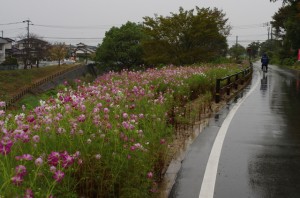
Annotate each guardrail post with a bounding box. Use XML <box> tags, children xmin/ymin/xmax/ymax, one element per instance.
<box><xmin>226</xmin><ymin>77</ymin><xmax>231</xmax><ymax>95</ymax></box>
<box><xmin>215</xmin><ymin>79</ymin><xmax>221</xmax><ymax>103</ymax></box>
<box><xmin>234</xmin><ymin>74</ymin><xmax>239</xmax><ymax>89</ymax></box>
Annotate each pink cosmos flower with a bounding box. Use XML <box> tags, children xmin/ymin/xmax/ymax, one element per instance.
<box><xmin>122</xmin><ymin>113</ymin><xmax>128</xmax><ymax>119</ymax></box>
<box><xmin>160</xmin><ymin>139</ymin><xmax>166</xmax><ymax>144</ymax></box>
<box><xmin>80</xmin><ymin>104</ymin><xmax>86</xmax><ymax>111</ymax></box>
<box><xmin>26</xmin><ymin>115</ymin><xmax>35</xmax><ymax>123</ymax></box>
<box><xmin>21</xmin><ymin>134</ymin><xmax>30</xmax><ymax>143</ymax></box>
<box><xmin>73</xmin><ymin>151</ymin><xmax>80</xmax><ymax>159</ymax></box>
<box><xmin>11</xmin><ymin>175</ymin><xmax>23</xmax><ymax>186</ymax></box>
<box><xmin>48</xmin><ymin>151</ymin><xmax>60</xmax><ymax>166</ymax></box>
<box><xmin>61</xmin><ymin>153</ymin><xmax>74</xmax><ymax>168</ymax></box>
<box><xmin>22</xmin><ymin>154</ymin><xmax>33</xmax><ymax>161</ymax></box>
<box><xmin>0</xmin><ymin>101</ymin><xmax>5</xmax><ymax>107</ymax></box>
<box><xmin>77</xmin><ymin>159</ymin><xmax>83</xmax><ymax>165</ymax></box>
<box><xmin>24</xmin><ymin>188</ymin><xmax>34</xmax><ymax>198</ymax></box>
<box><xmin>35</xmin><ymin>157</ymin><xmax>43</xmax><ymax>166</ymax></box>
<box><xmin>77</xmin><ymin>114</ymin><xmax>86</xmax><ymax>122</ymax></box>
<box><xmin>32</xmin><ymin>135</ymin><xmax>40</xmax><ymax>143</ymax></box>
<box><xmin>147</xmin><ymin>172</ymin><xmax>153</xmax><ymax>179</ymax></box>
<box><xmin>15</xmin><ymin>165</ymin><xmax>27</xmax><ymax>177</ymax></box>
<box><xmin>103</xmin><ymin>108</ymin><xmax>109</xmax><ymax>114</ymax></box>
<box><xmin>93</xmin><ymin>107</ymin><xmax>99</xmax><ymax>113</ymax></box>
<box><xmin>50</xmin><ymin>166</ymin><xmax>56</xmax><ymax>173</ymax></box>
<box><xmin>0</xmin><ymin>110</ymin><xmax>5</xmax><ymax>117</ymax></box>
<box><xmin>53</xmin><ymin>170</ymin><xmax>65</xmax><ymax>182</ymax></box>
<box><xmin>0</xmin><ymin>137</ymin><xmax>13</xmax><ymax>155</ymax></box>
<box><xmin>130</xmin><ymin>146</ymin><xmax>136</xmax><ymax>151</ymax></box>
<box><xmin>122</xmin><ymin>121</ymin><xmax>130</xmax><ymax>130</ymax></box>
<box><xmin>139</xmin><ymin>113</ymin><xmax>144</xmax><ymax>119</ymax></box>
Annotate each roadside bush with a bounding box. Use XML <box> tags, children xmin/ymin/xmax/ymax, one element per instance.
<box><xmin>0</xmin><ymin>56</ymin><xmax>18</xmax><ymax>66</ymax></box>
<box><xmin>282</xmin><ymin>57</ymin><xmax>296</xmax><ymax>66</ymax></box>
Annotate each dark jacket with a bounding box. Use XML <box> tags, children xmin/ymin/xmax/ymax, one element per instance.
<box><xmin>261</xmin><ymin>54</ymin><xmax>269</xmax><ymax>66</ymax></box>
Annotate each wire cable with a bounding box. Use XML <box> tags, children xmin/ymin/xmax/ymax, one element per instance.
<box><xmin>0</xmin><ymin>21</ymin><xmax>24</xmax><ymax>26</ymax></box>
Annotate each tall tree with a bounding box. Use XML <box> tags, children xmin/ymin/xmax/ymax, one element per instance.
<box><xmin>49</xmin><ymin>43</ymin><xmax>67</xmax><ymax>66</ymax></box>
<box><xmin>142</xmin><ymin>7</ymin><xmax>230</xmax><ymax>65</ymax></box>
<box><xmin>228</xmin><ymin>44</ymin><xmax>246</xmax><ymax>63</ymax></box>
<box><xmin>247</xmin><ymin>41</ymin><xmax>261</xmax><ymax>59</ymax></box>
<box><xmin>271</xmin><ymin>0</ymin><xmax>300</xmax><ymax>59</ymax></box>
<box><xmin>95</xmin><ymin>22</ymin><xmax>146</xmax><ymax>69</ymax></box>
<box><xmin>16</xmin><ymin>34</ymin><xmax>49</xmax><ymax>69</ymax></box>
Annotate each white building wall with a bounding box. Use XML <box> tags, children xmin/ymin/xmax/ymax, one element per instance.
<box><xmin>0</xmin><ymin>43</ymin><xmax>5</xmax><ymax>63</ymax></box>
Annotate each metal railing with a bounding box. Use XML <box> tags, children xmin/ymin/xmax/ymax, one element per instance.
<box><xmin>215</xmin><ymin>66</ymin><xmax>252</xmax><ymax>103</ymax></box>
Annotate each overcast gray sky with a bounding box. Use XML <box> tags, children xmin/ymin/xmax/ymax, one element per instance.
<box><xmin>0</xmin><ymin>0</ymin><xmax>283</xmax><ymax>47</ymax></box>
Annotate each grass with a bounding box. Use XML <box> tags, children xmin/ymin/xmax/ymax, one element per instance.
<box><xmin>0</xmin><ymin>64</ymin><xmax>79</xmax><ymax>101</ymax></box>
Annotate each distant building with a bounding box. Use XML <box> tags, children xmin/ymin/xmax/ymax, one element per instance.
<box><xmin>71</xmin><ymin>42</ymin><xmax>96</xmax><ymax>62</ymax></box>
<box><xmin>0</xmin><ymin>37</ymin><xmax>14</xmax><ymax>63</ymax></box>
<box><xmin>14</xmin><ymin>37</ymin><xmax>49</xmax><ymax>68</ymax></box>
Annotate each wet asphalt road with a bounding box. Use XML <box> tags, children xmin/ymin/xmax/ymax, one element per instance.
<box><xmin>169</xmin><ymin>63</ymin><xmax>300</xmax><ymax>198</ymax></box>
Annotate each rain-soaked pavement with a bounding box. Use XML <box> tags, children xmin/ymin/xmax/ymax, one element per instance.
<box><xmin>169</xmin><ymin>62</ymin><xmax>300</xmax><ymax>198</ymax></box>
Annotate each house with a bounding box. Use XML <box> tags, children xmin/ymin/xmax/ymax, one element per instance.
<box><xmin>71</xmin><ymin>42</ymin><xmax>96</xmax><ymax>61</ymax></box>
<box><xmin>14</xmin><ymin>37</ymin><xmax>49</xmax><ymax>68</ymax></box>
<box><xmin>0</xmin><ymin>37</ymin><xmax>14</xmax><ymax>63</ymax></box>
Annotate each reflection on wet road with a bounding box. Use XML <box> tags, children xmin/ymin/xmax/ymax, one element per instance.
<box><xmin>170</xmin><ymin>63</ymin><xmax>300</xmax><ymax>198</ymax></box>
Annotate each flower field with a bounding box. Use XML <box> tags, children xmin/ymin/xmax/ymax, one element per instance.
<box><xmin>0</xmin><ymin>64</ymin><xmax>242</xmax><ymax>197</ymax></box>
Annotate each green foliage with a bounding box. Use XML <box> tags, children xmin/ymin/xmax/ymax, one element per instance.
<box><xmin>142</xmin><ymin>7</ymin><xmax>230</xmax><ymax>65</ymax></box>
<box><xmin>270</xmin><ymin>1</ymin><xmax>300</xmax><ymax>64</ymax></box>
<box><xmin>210</xmin><ymin>57</ymin><xmax>233</xmax><ymax>64</ymax></box>
<box><xmin>282</xmin><ymin>57</ymin><xmax>297</xmax><ymax>66</ymax></box>
<box><xmin>228</xmin><ymin>44</ymin><xmax>246</xmax><ymax>63</ymax></box>
<box><xmin>95</xmin><ymin>22</ymin><xmax>146</xmax><ymax>70</ymax></box>
<box><xmin>247</xmin><ymin>42</ymin><xmax>260</xmax><ymax>59</ymax></box>
<box><xmin>0</xmin><ymin>56</ymin><xmax>18</xmax><ymax>66</ymax></box>
<box><xmin>49</xmin><ymin>43</ymin><xmax>67</xmax><ymax>66</ymax></box>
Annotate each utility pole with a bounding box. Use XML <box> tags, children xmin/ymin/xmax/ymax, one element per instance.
<box><xmin>23</xmin><ymin>19</ymin><xmax>31</xmax><ymax>39</ymax></box>
<box><xmin>271</xmin><ymin>25</ymin><xmax>273</xmax><ymax>40</ymax></box>
<box><xmin>1</xmin><ymin>30</ymin><xmax>3</xmax><ymax>38</ymax></box>
<box><xmin>263</xmin><ymin>22</ymin><xmax>271</xmax><ymax>40</ymax></box>
<box><xmin>236</xmin><ymin>36</ymin><xmax>238</xmax><ymax>46</ymax></box>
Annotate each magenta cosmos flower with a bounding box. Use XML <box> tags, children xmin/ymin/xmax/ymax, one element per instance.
<box><xmin>48</xmin><ymin>151</ymin><xmax>60</xmax><ymax>166</ymax></box>
<box><xmin>0</xmin><ymin>137</ymin><xmax>13</xmax><ymax>155</ymax></box>
<box><xmin>11</xmin><ymin>175</ymin><xmax>23</xmax><ymax>186</ymax></box>
<box><xmin>15</xmin><ymin>165</ymin><xmax>27</xmax><ymax>177</ymax></box>
<box><xmin>53</xmin><ymin>170</ymin><xmax>65</xmax><ymax>182</ymax></box>
<box><xmin>24</xmin><ymin>188</ymin><xmax>34</xmax><ymax>198</ymax></box>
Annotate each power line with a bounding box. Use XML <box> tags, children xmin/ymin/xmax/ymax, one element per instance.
<box><xmin>44</xmin><ymin>37</ymin><xmax>103</xmax><ymax>40</ymax></box>
<box><xmin>228</xmin><ymin>33</ymin><xmax>267</xmax><ymax>38</ymax></box>
<box><xmin>231</xmin><ymin>22</ymin><xmax>270</xmax><ymax>30</ymax></box>
<box><xmin>33</xmin><ymin>24</ymin><xmax>120</xmax><ymax>29</ymax></box>
<box><xmin>0</xmin><ymin>21</ymin><xmax>23</xmax><ymax>26</ymax></box>
<box><xmin>228</xmin><ymin>39</ymin><xmax>266</xmax><ymax>43</ymax></box>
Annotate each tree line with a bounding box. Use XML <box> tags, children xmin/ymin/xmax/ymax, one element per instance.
<box><xmin>266</xmin><ymin>0</ymin><xmax>300</xmax><ymax>65</ymax></box>
<box><xmin>95</xmin><ymin>7</ymin><xmax>231</xmax><ymax>69</ymax></box>
<box><xmin>96</xmin><ymin>3</ymin><xmax>300</xmax><ymax>69</ymax></box>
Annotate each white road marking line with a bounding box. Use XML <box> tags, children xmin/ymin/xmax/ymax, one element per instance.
<box><xmin>199</xmin><ymin>69</ymin><xmax>260</xmax><ymax>198</ymax></box>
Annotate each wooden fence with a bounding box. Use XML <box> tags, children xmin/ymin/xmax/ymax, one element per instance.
<box><xmin>215</xmin><ymin>66</ymin><xmax>253</xmax><ymax>103</ymax></box>
<box><xmin>4</xmin><ymin>64</ymin><xmax>85</xmax><ymax>108</ymax></box>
